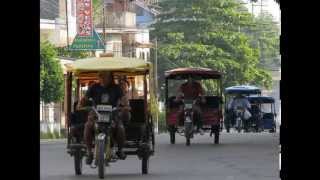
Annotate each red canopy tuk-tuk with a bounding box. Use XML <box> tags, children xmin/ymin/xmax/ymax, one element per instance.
<box><xmin>164</xmin><ymin>68</ymin><xmax>223</xmax><ymax>145</ymax></box>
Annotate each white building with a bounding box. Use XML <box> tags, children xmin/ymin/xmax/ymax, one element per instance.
<box><xmin>40</xmin><ymin>0</ymin><xmax>77</xmax><ymax>47</ymax></box>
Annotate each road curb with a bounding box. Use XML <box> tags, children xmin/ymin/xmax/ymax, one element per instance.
<box><xmin>40</xmin><ymin>139</ymin><xmax>67</xmax><ymax>144</ymax></box>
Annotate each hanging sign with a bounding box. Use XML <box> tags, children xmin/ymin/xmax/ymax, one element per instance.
<box><xmin>76</xmin><ymin>0</ymin><xmax>93</xmax><ymax>36</ymax></box>
<box><xmin>69</xmin><ymin>29</ymin><xmax>105</xmax><ymax>50</ymax></box>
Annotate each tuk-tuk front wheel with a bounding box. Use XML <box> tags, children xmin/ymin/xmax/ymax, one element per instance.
<box><xmin>74</xmin><ymin>149</ymin><xmax>83</xmax><ymax>175</ymax></box>
<box><xmin>97</xmin><ymin>139</ymin><xmax>106</xmax><ymax>179</ymax></box>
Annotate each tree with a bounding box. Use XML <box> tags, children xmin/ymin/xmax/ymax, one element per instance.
<box><xmin>250</xmin><ymin>12</ymin><xmax>280</xmax><ymax>68</ymax></box>
<box><xmin>151</xmin><ymin>0</ymin><xmax>272</xmax><ymax>101</ymax></box>
<box><xmin>40</xmin><ymin>41</ymin><xmax>64</xmax><ymax>103</ymax></box>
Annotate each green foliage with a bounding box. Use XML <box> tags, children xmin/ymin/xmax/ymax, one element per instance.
<box><xmin>40</xmin><ymin>130</ymin><xmax>65</xmax><ymax>139</ymax></box>
<box><xmin>158</xmin><ymin>111</ymin><xmax>167</xmax><ymax>133</ymax></box>
<box><xmin>244</xmin><ymin>12</ymin><xmax>280</xmax><ymax>68</ymax></box>
<box><xmin>151</xmin><ymin>0</ymin><xmax>274</xmax><ymax>101</ymax></box>
<box><xmin>40</xmin><ymin>41</ymin><xmax>65</xmax><ymax>103</ymax></box>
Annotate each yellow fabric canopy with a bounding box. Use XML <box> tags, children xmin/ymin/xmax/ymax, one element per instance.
<box><xmin>66</xmin><ymin>56</ymin><xmax>151</xmax><ymax>74</ymax></box>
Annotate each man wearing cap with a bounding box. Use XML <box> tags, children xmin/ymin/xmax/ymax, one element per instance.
<box><xmin>84</xmin><ymin>71</ymin><xmax>129</xmax><ymax>164</ymax></box>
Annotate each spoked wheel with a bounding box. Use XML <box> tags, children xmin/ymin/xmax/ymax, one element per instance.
<box><xmin>74</xmin><ymin>149</ymin><xmax>83</xmax><ymax>175</ymax></box>
<box><xmin>97</xmin><ymin>139</ymin><xmax>106</xmax><ymax>179</ymax></box>
<box><xmin>142</xmin><ymin>156</ymin><xmax>149</xmax><ymax>174</ymax></box>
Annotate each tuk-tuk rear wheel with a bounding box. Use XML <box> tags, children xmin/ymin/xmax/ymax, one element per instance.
<box><xmin>142</xmin><ymin>156</ymin><xmax>149</xmax><ymax>174</ymax></box>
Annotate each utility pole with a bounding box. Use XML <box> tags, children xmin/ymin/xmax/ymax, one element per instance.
<box><xmin>103</xmin><ymin>0</ymin><xmax>106</xmax><ymax>53</ymax></box>
<box><xmin>154</xmin><ymin>37</ymin><xmax>158</xmax><ymax>98</ymax></box>
<box><xmin>260</xmin><ymin>0</ymin><xmax>265</xmax><ymax>15</ymax></box>
<box><xmin>65</xmin><ymin>0</ymin><xmax>70</xmax><ymax>49</ymax></box>
<box><xmin>153</xmin><ymin>37</ymin><xmax>159</xmax><ymax>134</ymax></box>
<box><xmin>252</xmin><ymin>1</ymin><xmax>254</xmax><ymax>15</ymax></box>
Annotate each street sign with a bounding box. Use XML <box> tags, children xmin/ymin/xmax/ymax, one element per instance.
<box><xmin>69</xmin><ymin>30</ymin><xmax>105</xmax><ymax>50</ymax></box>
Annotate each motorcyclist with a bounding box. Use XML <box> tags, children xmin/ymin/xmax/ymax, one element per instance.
<box><xmin>175</xmin><ymin>76</ymin><xmax>206</xmax><ymax>135</ymax></box>
<box><xmin>227</xmin><ymin>94</ymin><xmax>251</xmax><ymax>128</ymax></box>
<box><xmin>84</xmin><ymin>71</ymin><xmax>129</xmax><ymax>165</ymax></box>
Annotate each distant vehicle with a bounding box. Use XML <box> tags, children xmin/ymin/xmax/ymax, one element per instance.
<box><xmin>247</xmin><ymin>96</ymin><xmax>277</xmax><ymax>133</ymax></box>
<box><xmin>224</xmin><ymin>85</ymin><xmax>262</xmax><ymax>133</ymax></box>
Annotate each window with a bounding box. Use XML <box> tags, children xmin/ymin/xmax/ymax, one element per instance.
<box><xmin>142</xmin><ymin>52</ymin><xmax>145</xmax><ymax>60</ymax></box>
<box><xmin>113</xmin><ymin>42</ymin><xmax>122</xmax><ymax>57</ymax></box>
<box><xmin>147</xmin><ymin>52</ymin><xmax>150</xmax><ymax>60</ymax></box>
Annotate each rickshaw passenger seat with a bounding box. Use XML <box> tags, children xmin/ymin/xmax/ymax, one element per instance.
<box><xmin>202</xmin><ymin>96</ymin><xmax>220</xmax><ymax>109</ymax></box>
<box><xmin>125</xmin><ymin>99</ymin><xmax>146</xmax><ymax>141</ymax></box>
<box><xmin>262</xmin><ymin>113</ymin><xmax>274</xmax><ymax>120</ymax></box>
<box><xmin>129</xmin><ymin>99</ymin><xmax>146</xmax><ymax>123</ymax></box>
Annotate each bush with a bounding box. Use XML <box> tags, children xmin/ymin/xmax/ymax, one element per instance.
<box><xmin>40</xmin><ymin>41</ymin><xmax>64</xmax><ymax>103</ymax></box>
<box><xmin>40</xmin><ymin>131</ymin><xmax>49</xmax><ymax>139</ymax></box>
<box><xmin>40</xmin><ymin>128</ymin><xmax>66</xmax><ymax>139</ymax></box>
<box><xmin>53</xmin><ymin>130</ymin><xmax>60</xmax><ymax>139</ymax></box>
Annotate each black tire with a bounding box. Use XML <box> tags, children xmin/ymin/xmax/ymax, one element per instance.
<box><xmin>237</xmin><ymin>126</ymin><xmax>241</xmax><ymax>133</ymax></box>
<box><xmin>214</xmin><ymin>131</ymin><xmax>219</xmax><ymax>144</ymax></box>
<box><xmin>170</xmin><ymin>129</ymin><xmax>175</xmax><ymax>144</ymax></box>
<box><xmin>74</xmin><ymin>149</ymin><xmax>82</xmax><ymax>175</ymax></box>
<box><xmin>237</xmin><ymin>120</ymin><xmax>242</xmax><ymax>133</ymax></box>
<box><xmin>142</xmin><ymin>156</ymin><xmax>149</xmax><ymax>174</ymax></box>
<box><xmin>186</xmin><ymin>137</ymin><xmax>190</xmax><ymax>146</ymax></box>
<box><xmin>97</xmin><ymin>139</ymin><xmax>105</xmax><ymax>179</ymax></box>
<box><xmin>151</xmin><ymin>130</ymin><xmax>155</xmax><ymax>152</ymax></box>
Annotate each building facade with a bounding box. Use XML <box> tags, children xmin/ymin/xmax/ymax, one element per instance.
<box><xmin>40</xmin><ymin>0</ymin><xmax>158</xmax><ymax>134</ymax></box>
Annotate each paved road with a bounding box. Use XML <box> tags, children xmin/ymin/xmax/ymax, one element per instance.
<box><xmin>41</xmin><ymin>131</ymin><xmax>279</xmax><ymax>180</ymax></box>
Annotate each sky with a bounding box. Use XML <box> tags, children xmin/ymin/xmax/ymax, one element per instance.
<box><xmin>244</xmin><ymin>0</ymin><xmax>281</xmax><ymax>23</ymax></box>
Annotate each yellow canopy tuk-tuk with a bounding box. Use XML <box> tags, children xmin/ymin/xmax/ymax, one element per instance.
<box><xmin>65</xmin><ymin>56</ymin><xmax>155</xmax><ymax>178</ymax></box>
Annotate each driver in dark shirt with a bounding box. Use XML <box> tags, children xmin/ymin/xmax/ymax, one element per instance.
<box><xmin>84</xmin><ymin>71</ymin><xmax>129</xmax><ymax>164</ymax></box>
